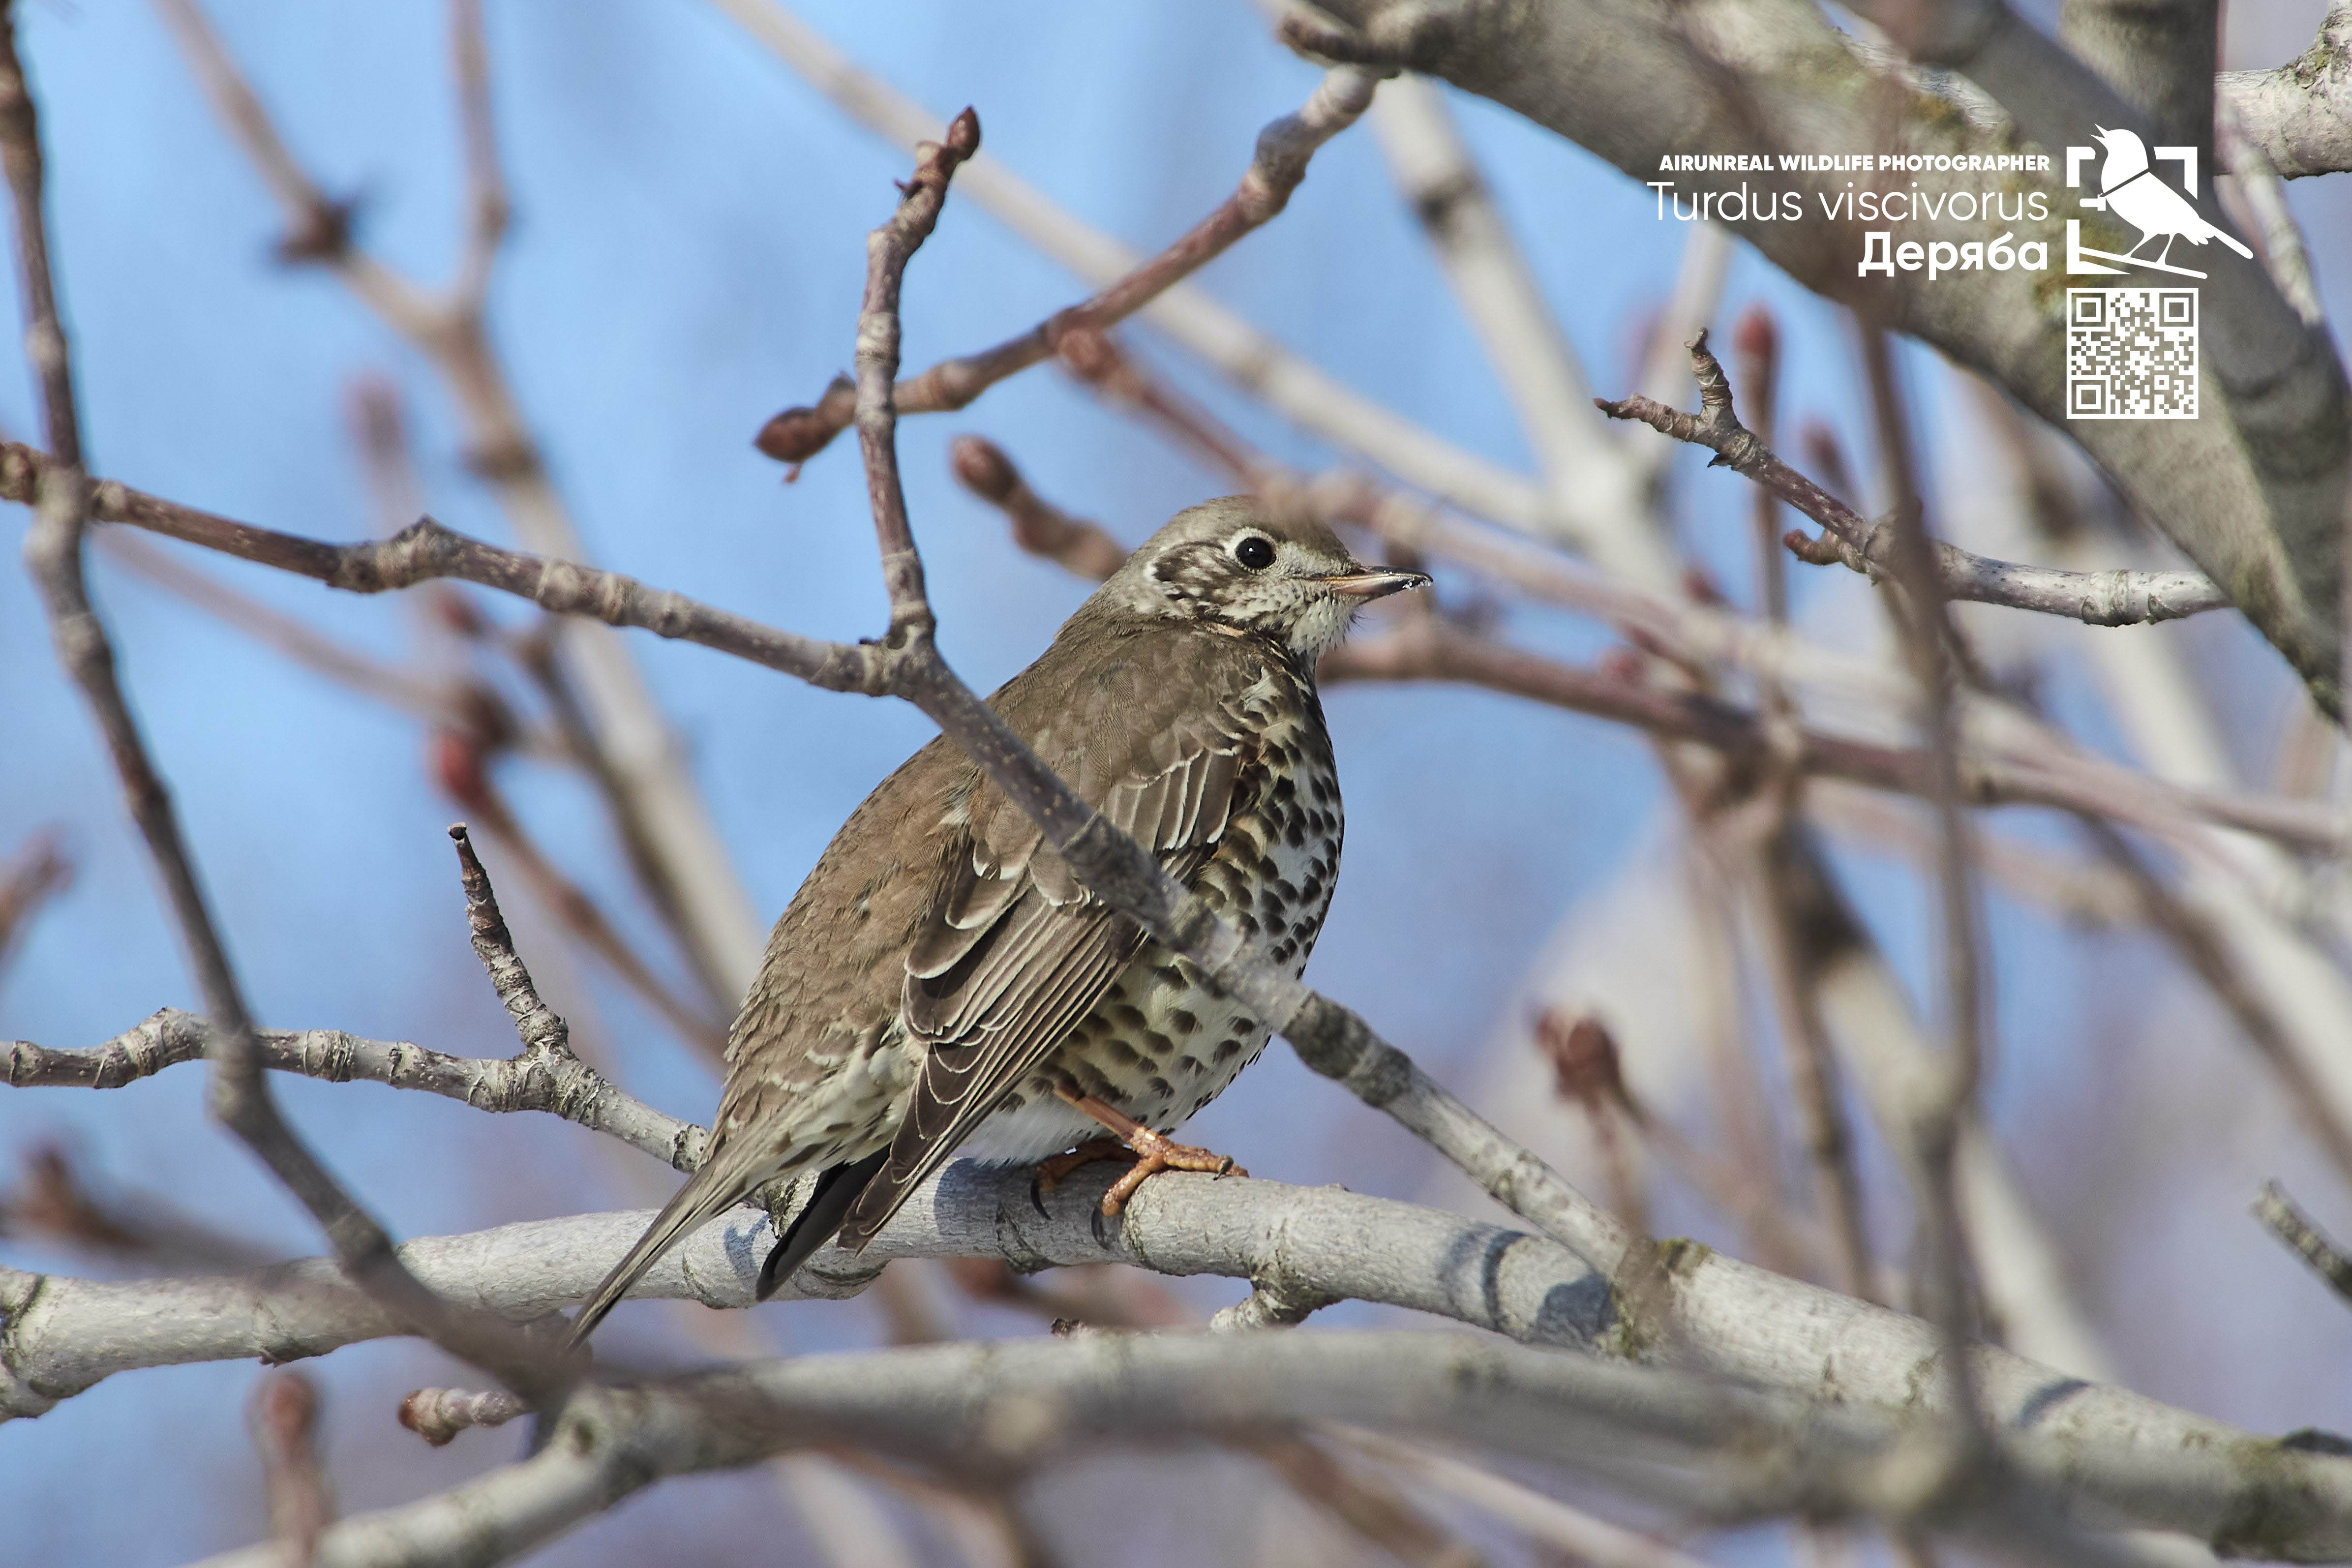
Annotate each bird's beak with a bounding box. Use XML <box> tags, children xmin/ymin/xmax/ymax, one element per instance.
<box><xmin>1320</xmin><ymin>567</ymin><xmax>1432</xmax><ymax>601</ymax></box>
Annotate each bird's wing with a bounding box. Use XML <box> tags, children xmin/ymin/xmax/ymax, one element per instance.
<box><xmin>834</xmin><ymin>633</ymin><xmax>1261</xmax><ymax>1248</ymax></box>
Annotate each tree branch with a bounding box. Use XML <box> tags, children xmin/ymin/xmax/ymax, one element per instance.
<box><xmin>2256</xmin><ymin>1180</ymin><xmax>2352</xmax><ymax>1311</ymax></box>
<box><xmin>3</xmin><ymin>0</ymin><xmax>558</xmax><ymax>1403</ymax></box>
<box><xmin>154</xmin><ymin>0</ymin><xmax>770</xmax><ymax>1003</ymax></box>
<box><xmin>7</xmin><ymin>1144</ymin><xmax>2352</xmax><ymax>1558</ymax></box>
<box><xmin>1311</xmin><ymin>0</ymin><xmax>2348</xmax><ymax>703</ymax></box>
<box><xmin>2219</xmin><ymin>1</ymin><xmax>2352</xmax><ymax>180</ymax></box>
<box><xmin>127</xmin><ymin>1312</ymin><xmax>2352</xmax><ymax>1567</ymax></box>
<box><xmin>5</xmin><ymin>1008</ymin><xmax>705</xmax><ymax>1174</ymax></box>
<box><xmin>754</xmin><ymin>66</ymin><xmax>1380</xmax><ymax>467</ymax></box>
<box><xmin>0</xmin><ymin>827</ymin><xmax>68</xmax><ymax>983</ymax></box>
<box><xmin>1597</xmin><ymin>333</ymin><xmax>2230</xmax><ymax>628</ymax></box>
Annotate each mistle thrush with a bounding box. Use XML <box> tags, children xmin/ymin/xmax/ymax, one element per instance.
<box><xmin>568</xmin><ymin>497</ymin><xmax>1425</xmax><ymax>1344</ymax></box>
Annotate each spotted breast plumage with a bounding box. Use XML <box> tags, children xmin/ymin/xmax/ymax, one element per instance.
<box><xmin>567</xmin><ymin>496</ymin><xmax>1425</xmax><ymax>1346</ymax></box>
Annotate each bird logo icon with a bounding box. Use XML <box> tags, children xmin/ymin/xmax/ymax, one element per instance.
<box><xmin>2070</xmin><ymin>126</ymin><xmax>2252</xmax><ymax>279</ymax></box>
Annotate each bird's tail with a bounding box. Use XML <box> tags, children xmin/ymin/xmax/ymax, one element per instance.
<box><xmin>2216</xmin><ymin>227</ymin><xmax>2254</xmax><ymax>260</ymax></box>
<box><xmin>566</xmin><ymin>1159</ymin><xmax>754</xmax><ymax>1350</ymax></box>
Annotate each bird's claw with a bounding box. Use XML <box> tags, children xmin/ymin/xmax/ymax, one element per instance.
<box><xmin>1096</xmin><ymin>1129</ymin><xmax>1248</xmax><ymax>1218</ymax></box>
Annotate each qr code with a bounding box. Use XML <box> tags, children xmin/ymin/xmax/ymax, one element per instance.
<box><xmin>2066</xmin><ymin>288</ymin><xmax>2197</xmax><ymax>420</ymax></box>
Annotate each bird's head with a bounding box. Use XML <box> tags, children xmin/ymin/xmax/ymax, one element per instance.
<box><xmin>1098</xmin><ymin>495</ymin><xmax>1428</xmax><ymax>660</ymax></box>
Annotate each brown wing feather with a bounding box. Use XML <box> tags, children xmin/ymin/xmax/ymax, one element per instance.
<box><xmin>835</xmin><ymin>631</ymin><xmax>1261</xmax><ymax>1249</ymax></box>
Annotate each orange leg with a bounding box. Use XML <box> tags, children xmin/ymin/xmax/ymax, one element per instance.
<box><xmin>1051</xmin><ymin>1086</ymin><xmax>1248</xmax><ymax>1217</ymax></box>
<box><xmin>1031</xmin><ymin>1136</ymin><xmax>1130</xmax><ymax>1194</ymax></box>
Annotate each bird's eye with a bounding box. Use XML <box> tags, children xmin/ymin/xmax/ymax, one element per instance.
<box><xmin>1232</xmin><ymin>535</ymin><xmax>1275</xmax><ymax>571</ymax></box>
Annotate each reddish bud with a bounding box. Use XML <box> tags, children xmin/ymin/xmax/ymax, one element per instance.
<box><xmin>754</xmin><ymin>375</ymin><xmax>855</xmax><ymax>465</ymax></box>
<box><xmin>1596</xmin><ymin>646</ymin><xmax>1647</xmax><ymax>685</ymax></box>
<box><xmin>945</xmin><ymin>106</ymin><xmax>982</xmax><ymax>160</ymax></box>
<box><xmin>950</xmin><ymin>435</ymin><xmax>1020</xmax><ymax>503</ymax></box>
<box><xmin>1733</xmin><ymin>302</ymin><xmax>1777</xmax><ymax>365</ymax></box>
<box><xmin>428</xmin><ymin>587</ymin><xmax>489</xmax><ymax>640</ymax></box>
<box><xmin>430</xmin><ymin>728</ymin><xmax>495</xmax><ymax>818</ymax></box>
<box><xmin>1536</xmin><ymin>1011</ymin><xmax>1628</xmax><ymax>1109</ymax></box>
<box><xmin>1055</xmin><ymin>327</ymin><xmax>1120</xmax><ymax>384</ymax></box>
<box><xmin>1680</xmin><ymin>565</ymin><xmax>1725</xmax><ymax>606</ymax></box>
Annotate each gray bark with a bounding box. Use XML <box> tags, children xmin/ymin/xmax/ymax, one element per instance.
<box><xmin>1310</xmin><ymin>0</ymin><xmax>2351</xmax><ymax>706</ymax></box>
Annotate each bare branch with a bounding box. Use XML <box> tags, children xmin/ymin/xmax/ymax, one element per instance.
<box><xmin>93</xmin><ymin>530</ymin><xmax>505</xmax><ymax>738</ymax></box>
<box><xmin>6</xmin><ymin>1008</ymin><xmax>704</xmax><ymax>1174</ymax></box>
<box><xmin>2256</xmin><ymin>1180</ymin><xmax>2352</xmax><ymax>1311</ymax></box>
<box><xmin>0</xmin><ymin>828</ymin><xmax>69</xmax><ymax>982</ymax></box>
<box><xmin>0</xmin><ymin>1141</ymin><xmax>278</xmax><ymax>1271</ymax></box>
<box><xmin>2218</xmin><ymin>1</ymin><xmax>2352</xmax><ymax>180</ymax></box>
<box><xmin>1330</xmin><ymin>1429</ymin><xmax>1723</xmax><ymax>1568</ymax></box>
<box><xmin>1320</xmin><ymin>610</ymin><xmax>2347</xmax><ymax>856</ymax></box>
<box><xmin>3</xmin><ymin>0</ymin><xmax>554</xmax><ymax>1402</ymax></box>
<box><xmin>1856</xmin><ymin>315</ymin><xmax>1990</xmax><ymax>1445</ymax></box>
<box><xmin>439</xmin><ymin>763</ymin><xmax>728</xmax><ymax>1055</ymax></box>
<box><xmin>448</xmin><ymin>0</ymin><xmax>508</xmax><ymax>312</ymax></box>
<box><xmin>250</xmin><ymin>1371</ymin><xmax>335</xmax><ymax>1566</ymax></box>
<box><xmin>155</xmin><ymin>0</ymin><xmax>769</xmax><ymax>1001</ymax></box>
<box><xmin>712</xmin><ymin>0</ymin><xmax>1558</xmax><ymax>538</ymax></box>
<box><xmin>2086</xmin><ymin>822</ymin><xmax>2352</xmax><ymax>1189</ymax></box>
<box><xmin>949</xmin><ymin>435</ymin><xmax>1129</xmax><ymax>580</ymax></box>
<box><xmin>8</xmin><ymin>1145</ymin><xmax>2350</xmax><ymax>1555</ymax></box>
<box><xmin>166</xmin><ymin>1322</ymin><xmax>2352</xmax><ymax>1568</ymax></box>
<box><xmin>1596</xmin><ymin>336</ymin><xmax>2231</xmax><ymax>628</ymax></box>
<box><xmin>754</xmin><ymin>68</ymin><xmax>1380</xmax><ymax>467</ymax></box>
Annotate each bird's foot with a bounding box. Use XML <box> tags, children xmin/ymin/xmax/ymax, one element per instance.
<box><xmin>1029</xmin><ymin>1137</ymin><xmax>1131</xmax><ymax>1216</ymax></box>
<box><xmin>1096</xmin><ymin>1126</ymin><xmax>1248</xmax><ymax>1218</ymax></box>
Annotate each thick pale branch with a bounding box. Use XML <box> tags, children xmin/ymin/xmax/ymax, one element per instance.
<box><xmin>181</xmin><ymin>1330</ymin><xmax>1902</xmax><ymax>1568</ymax></box>
<box><xmin>1311</xmin><ymin>0</ymin><xmax>2347</xmax><ymax>702</ymax></box>
<box><xmin>2219</xmin><ymin>1</ymin><xmax>2352</xmax><ymax>181</ymax></box>
<box><xmin>5</xmin><ymin>1164</ymin><xmax>2348</xmax><ymax>1556</ymax></box>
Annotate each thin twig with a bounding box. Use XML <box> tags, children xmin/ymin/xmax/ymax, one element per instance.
<box><xmin>30</xmin><ymin>452</ymin><xmax>2313</xmax><ymax>864</ymax></box>
<box><xmin>1595</xmin><ymin>337</ymin><xmax>2230</xmax><ymax>628</ymax></box>
<box><xmin>2255</xmin><ymin>1180</ymin><xmax>2352</xmax><ymax>1308</ymax></box>
<box><xmin>2</xmin><ymin>0</ymin><xmax>555</xmax><ymax>1402</ymax></box>
<box><xmin>249</xmin><ymin>1371</ymin><xmax>335</xmax><ymax>1568</ymax></box>
<box><xmin>93</xmin><ymin>529</ymin><xmax>505</xmax><ymax>735</ymax></box>
<box><xmin>948</xmin><ymin>435</ymin><xmax>1128</xmax><ymax>579</ymax></box>
<box><xmin>449</xmin><ymin>0</ymin><xmax>508</xmax><ymax>313</ymax></box>
<box><xmin>156</xmin><ymin>0</ymin><xmax>767</xmax><ymax>1002</ymax></box>
<box><xmin>2085</xmin><ymin>820</ymin><xmax>2352</xmax><ymax>1188</ymax></box>
<box><xmin>0</xmin><ymin>1140</ymin><xmax>278</xmax><ymax>1270</ymax></box>
<box><xmin>440</xmin><ymin>766</ymin><xmax>729</xmax><ymax>1056</ymax></box>
<box><xmin>6</xmin><ymin>1008</ymin><xmax>704</xmax><ymax>1174</ymax></box>
<box><xmin>1857</xmin><ymin>318</ymin><xmax>1989</xmax><ymax>1447</ymax></box>
<box><xmin>754</xmin><ymin>67</ymin><xmax>1381</xmax><ymax>467</ymax></box>
<box><xmin>1536</xmin><ymin>1012</ymin><xmax>1651</xmax><ymax>1236</ymax></box>
<box><xmin>1746</xmin><ymin>824</ymin><xmax>1882</xmax><ymax>1303</ymax></box>
<box><xmin>0</xmin><ymin>828</ymin><xmax>69</xmax><ymax>983</ymax></box>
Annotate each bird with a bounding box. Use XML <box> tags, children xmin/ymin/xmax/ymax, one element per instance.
<box><xmin>2086</xmin><ymin>126</ymin><xmax>2253</xmax><ymax>269</ymax></box>
<box><xmin>565</xmin><ymin>496</ymin><xmax>1427</xmax><ymax>1346</ymax></box>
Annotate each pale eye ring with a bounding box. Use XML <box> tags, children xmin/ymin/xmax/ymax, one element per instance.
<box><xmin>1232</xmin><ymin>534</ymin><xmax>1275</xmax><ymax>571</ymax></box>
